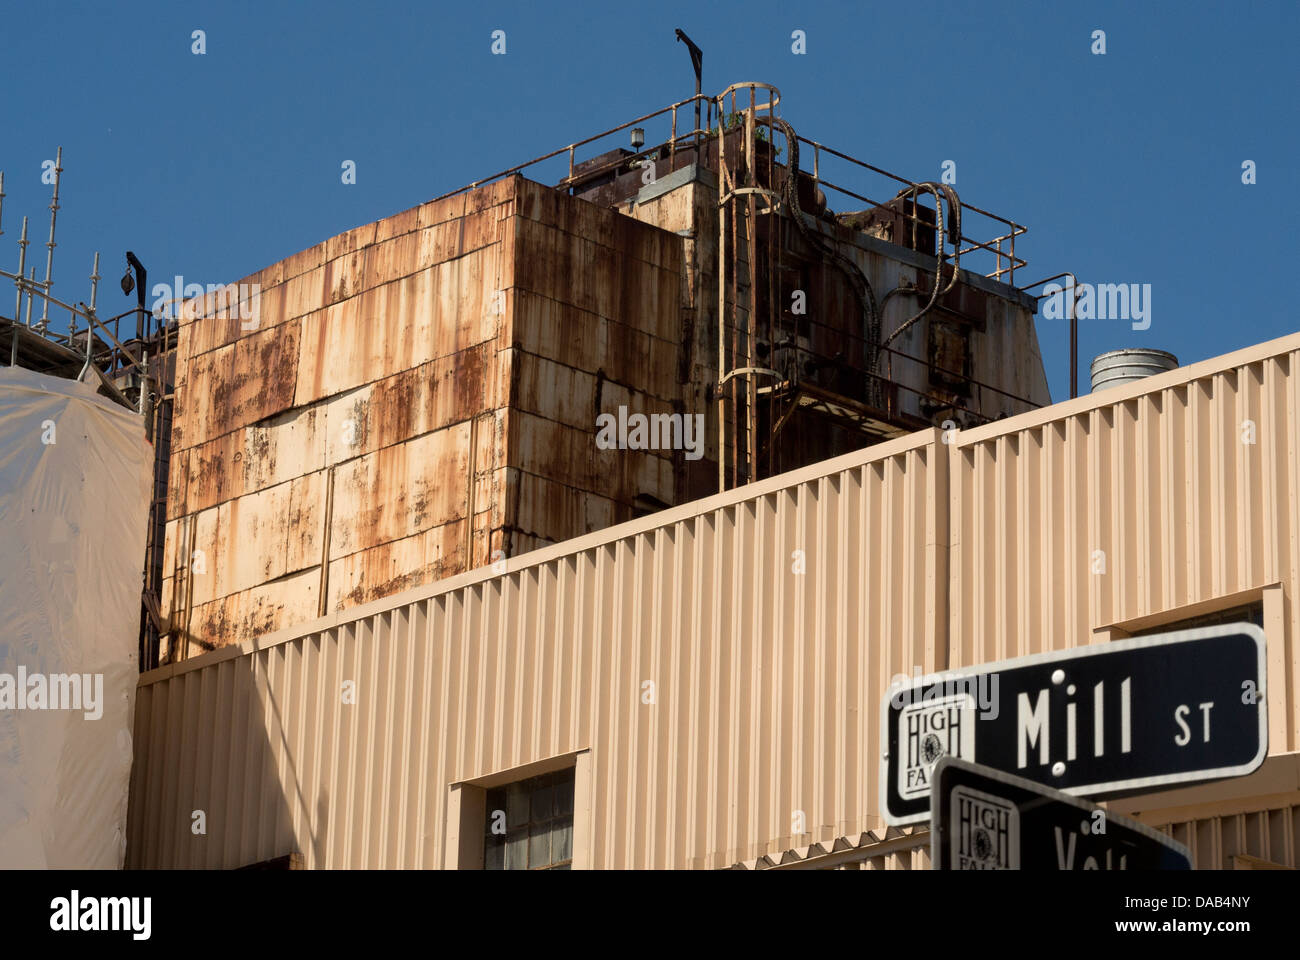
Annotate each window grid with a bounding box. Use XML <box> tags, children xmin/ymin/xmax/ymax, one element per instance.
<box><xmin>483</xmin><ymin>769</ymin><xmax>575</xmax><ymax>870</ymax></box>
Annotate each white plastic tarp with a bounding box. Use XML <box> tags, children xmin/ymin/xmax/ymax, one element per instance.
<box><xmin>0</xmin><ymin>366</ymin><xmax>151</xmax><ymax>868</ymax></box>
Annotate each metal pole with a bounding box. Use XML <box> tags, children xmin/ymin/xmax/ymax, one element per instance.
<box><xmin>675</xmin><ymin>30</ymin><xmax>702</xmax><ymax>138</ymax></box>
<box><xmin>139</xmin><ymin>347</ymin><xmax>149</xmax><ymax>415</ymax></box>
<box><xmin>24</xmin><ymin>268</ymin><xmax>35</xmax><ymax>327</ymax></box>
<box><xmin>78</xmin><ymin>303</ymin><xmax>92</xmax><ymax>380</ymax></box>
<box><xmin>38</xmin><ymin>147</ymin><xmax>62</xmax><ymax>330</ymax></box>
<box><xmin>14</xmin><ymin>216</ymin><xmax>28</xmax><ymax>326</ymax></box>
<box><xmin>88</xmin><ymin>251</ymin><xmax>100</xmax><ymax>313</ymax></box>
<box><xmin>717</xmin><ymin>110</ymin><xmax>729</xmax><ymax>493</ymax></box>
<box><xmin>1068</xmin><ymin>272</ymin><xmax>1078</xmax><ymax>399</ymax></box>
<box><xmin>77</xmin><ymin>251</ymin><xmax>99</xmax><ymax>338</ymax></box>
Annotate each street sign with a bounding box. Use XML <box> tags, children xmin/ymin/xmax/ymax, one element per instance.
<box><xmin>930</xmin><ymin>757</ymin><xmax>1192</xmax><ymax>870</ymax></box>
<box><xmin>881</xmin><ymin>623</ymin><xmax>1267</xmax><ymax>825</ymax></box>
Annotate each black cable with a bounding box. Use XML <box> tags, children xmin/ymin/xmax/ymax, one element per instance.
<box><xmin>762</xmin><ymin>116</ymin><xmax>883</xmax><ymax>406</ymax></box>
<box><xmin>878</xmin><ymin>182</ymin><xmax>962</xmax><ymax>356</ymax></box>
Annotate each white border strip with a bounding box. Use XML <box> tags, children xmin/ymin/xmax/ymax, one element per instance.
<box><xmin>929</xmin><ymin>756</ymin><xmax>1193</xmax><ymax>869</ymax></box>
<box><xmin>882</xmin><ymin>622</ymin><xmax>1268</xmax><ymax>825</ymax></box>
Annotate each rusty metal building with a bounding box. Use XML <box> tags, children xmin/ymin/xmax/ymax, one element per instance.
<box><xmin>127</xmin><ymin>330</ymin><xmax>1300</xmax><ymax>869</ymax></box>
<box><xmin>124</xmin><ymin>83</ymin><xmax>1300</xmax><ymax>872</ymax></box>
<box><xmin>158</xmin><ymin>83</ymin><xmax>1050</xmax><ymax>659</ymax></box>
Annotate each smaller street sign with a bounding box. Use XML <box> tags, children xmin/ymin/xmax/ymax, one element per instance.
<box><xmin>931</xmin><ymin>757</ymin><xmax>1192</xmax><ymax>870</ymax></box>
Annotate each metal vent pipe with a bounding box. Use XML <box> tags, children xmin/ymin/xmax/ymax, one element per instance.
<box><xmin>1090</xmin><ymin>348</ymin><xmax>1178</xmax><ymax>392</ymax></box>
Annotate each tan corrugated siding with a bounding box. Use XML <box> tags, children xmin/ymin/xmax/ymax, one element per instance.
<box><xmin>129</xmin><ymin>431</ymin><xmax>942</xmax><ymax>868</ymax></box>
<box><xmin>949</xmin><ymin>345</ymin><xmax>1300</xmax><ymax>752</ymax></box>
<box><xmin>128</xmin><ymin>332</ymin><xmax>1300</xmax><ymax>869</ymax></box>
<box><xmin>1147</xmin><ymin>804</ymin><xmax>1300</xmax><ymax>869</ymax></box>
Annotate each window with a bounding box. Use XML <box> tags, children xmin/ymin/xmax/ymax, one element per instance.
<box><xmin>1132</xmin><ymin>601</ymin><xmax>1263</xmax><ymax>637</ymax></box>
<box><xmin>483</xmin><ymin>769</ymin><xmax>575</xmax><ymax>870</ymax></box>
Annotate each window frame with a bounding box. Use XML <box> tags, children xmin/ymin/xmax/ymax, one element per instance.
<box><xmin>446</xmin><ymin>750</ymin><xmax>590</xmax><ymax>870</ymax></box>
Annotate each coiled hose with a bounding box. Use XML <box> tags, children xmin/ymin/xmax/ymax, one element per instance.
<box><xmin>877</xmin><ymin>181</ymin><xmax>962</xmax><ymax>357</ymax></box>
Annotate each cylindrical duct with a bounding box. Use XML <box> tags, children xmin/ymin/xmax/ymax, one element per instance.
<box><xmin>1090</xmin><ymin>348</ymin><xmax>1178</xmax><ymax>392</ymax></box>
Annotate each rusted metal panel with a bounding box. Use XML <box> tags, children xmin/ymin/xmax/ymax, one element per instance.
<box><xmin>513</xmin><ymin>353</ymin><xmax>598</xmax><ymax>429</ymax></box>
<box><xmin>277</xmin><ymin>239</ymin><xmax>329</xmax><ymax>287</ymax></box>
<box><xmin>187</xmin><ymin>566</ymin><xmax>321</xmax><ymax>652</ymax></box>
<box><xmin>459</xmin><ymin>207</ymin><xmax>505</xmax><ymax>259</ymax></box>
<box><xmin>327</xmin><ymin>521</ymin><xmax>465</xmax><ymax>612</ymax></box>
<box><xmin>245</xmin><ymin>257</ymin><xmax>286</xmax><ymax>295</ymax></box>
<box><xmin>290</xmin><ymin>251</ymin><xmax>501</xmax><ymax>409</ymax></box>
<box><xmin>328</xmin><ymin>423</ymin><xmax>473</xmax><ymax>561</ymax></box>
<box><xmin>508</xmin><ymin>409</ymin><xmax>602</xmax><ymax>493</ymax></box>
<box><xmin>279</xmin><ymin>266</ymin><xmax>327</xmax><ymax>329</ymax></box>
<box><xmin>242</xmin><ymin>406</ymin><xmax>329</xmax><ymax>504</ymax></box>
<box><xmin>325</xmin><ymin>219</ymin><xmax>378</xmax><ymax>264</ymax></box>
<box><xmin>517</xmin><ymin>178</ymin><xmax>680</xmax><ymax>269</ymax></box>
<box><xmin>501</xmin><ymin>403</ymin><xmax>676</xmax><ymax>535</ymax></box>
<box><xmin>165</xmin><ymin>445</ymin><xmax>190</xmax><ymax>522</ymax></box>
<box><xmin>358</xmin><ymin>231</ymin><xmax>418</xmax><ymax>294</ymax></box>
<box><xmin>182</xmin><ymin>282</ymin><xmax>279</xmax><ymax>362</ymax></box>
<box><xmin>464</xmin><ymin>175</ymin><xmax>520</xmax><ymax>215</ymax></box>
<box><xmin>174</xmin><ymin>313</ymin><xmax>195</xmax><ymax>363</ymax></box>
<box><xmin>161</xmin><ymin>179</ymin><xmax>528</xmax><ymax>658</ymax></box>
<box><xmin>511</xmin><ymin>216</ymin><xmax>679</xmax><ymax>340</ymax></box>
<box><xmin>183</xmin><ymin>429</ymin><xmax>243</xmax><ymax>516</ymax></box>
<box><xmin>429</xmin><ymin>247</ymin><xmax>502</xmax><ymax>354</ymax></box>
<box><xmin>284</xmin><ymin>471</ymin><xmax>329</xmax><ymax>574</ymax></box>
<box><xmin>470</xmin><ymin>462</ymin><xmax>510</xmax><ymax>568</ymax></box>
<box><xmin>323</xmin><ymin>247</ymin><xmax>369</xmax><ymax>307</ymax></box>
<box><xmin>351</xmin><ymin>342</ymin><xmax>501</xmax><ymax>456</ymax></box>
<box><xmin>511</xmin><ymin>292</ymin><xmax>680</xmax><ymax>399</ymax></box>
<box><xmin>223</xmin><ymin>321</ymin><xmax>302</xmax><ymax>444</ymax></box>
<box><xmin>182</xmin><ymin>470</ymin><xmax>324</xmax><ymax>608</ymax></box>
<box><xmin>155</xmin><ymin>171</ymin><xmax>854</xmax><ymax>661</ymax></box>
<box><xmin>172</xmin><ymin>319</ymin><xmax>301</xmax><ymax>452</ymax></box>
<box><xmin>623</xmin><ymin>181</ymin><xmax>696</xmax><ymax>235</ymax></box>
<box><xmin>509</xmin><ymin>471</ymin><xmax>618</xmax><ymax>545</ymax></box>
<box><xmin>416</xmin><ymin>191</ymin><xmax>468</xmax><ymax>229</ymax></box>
<box><xmin>415</xmin><ymin>218</ymin><xmax>468</xmax><ymax>271</ymax></box>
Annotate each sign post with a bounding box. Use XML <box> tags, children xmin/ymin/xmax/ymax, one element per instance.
<box><xmin>881</xmin><ymin>623</ymin><xmax>1267</xmax><ymax>826</ymax></box>
<box><xmin>930</xmin><ymin>757</ymin><xmax>1192</xmax><ymax>870</ymax></box>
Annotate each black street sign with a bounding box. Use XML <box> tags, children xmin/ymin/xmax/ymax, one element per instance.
<box><xmin>881</xmin><ymin>623</ymin><xmax>1267</xmax><ymax>825</ymax></box>
<box><xmin>930</xmin><ymin>757</ymin><xmax>1192</xmax><ymax>870</ymax></box>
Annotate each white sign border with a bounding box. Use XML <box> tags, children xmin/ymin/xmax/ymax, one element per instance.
<box><xmin>929</xmin><ymin>756</ymin><xmax>1193</xmax><ymax>869</ymax></box>
<box><xmin>881</xmin><ymin>622</ymin><xmax>1268</xmax><ymax>825</ymax></box>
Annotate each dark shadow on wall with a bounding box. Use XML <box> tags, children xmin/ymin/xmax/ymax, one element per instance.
<box><xmin>124</xmin><ymin>646</ymin><xmax>303</xmax><ymax>869</ymax></box>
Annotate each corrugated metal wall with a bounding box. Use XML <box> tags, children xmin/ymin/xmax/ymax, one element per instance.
<box><xmin>128</xmin><ymin>332</ymin><xmax>1300</xmax><ymax>869</ymax></box>
<box><xmin>1149</xmin><ymin>804</ymin><xmax>1300</xmax><ymax>870</ymax></box>
<box><xmin>128</xmin><ymin>430</ymin><xmax>944</xmax><ymax>868</ymax></box>
<box><xmin>949</xmin><ymin>341</ymin><xmax>1300</xmax><ymax>752</ymax></box>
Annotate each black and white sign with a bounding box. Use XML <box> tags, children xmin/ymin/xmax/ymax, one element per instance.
<box><xmin>881</xmin><ymin>623</ymin><xmax>1267</xmax><ymax>825</ymax></box>
<box><xmin>931</xmin><ymin>757</ymin><xmax>1192</xmax><ymax>870</ymax></box>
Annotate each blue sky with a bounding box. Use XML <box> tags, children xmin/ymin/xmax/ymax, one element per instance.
<box><xmin>1</xmin><ymin>0</ymin><xmax>1295</xmax><ymax>400</ymax></box>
